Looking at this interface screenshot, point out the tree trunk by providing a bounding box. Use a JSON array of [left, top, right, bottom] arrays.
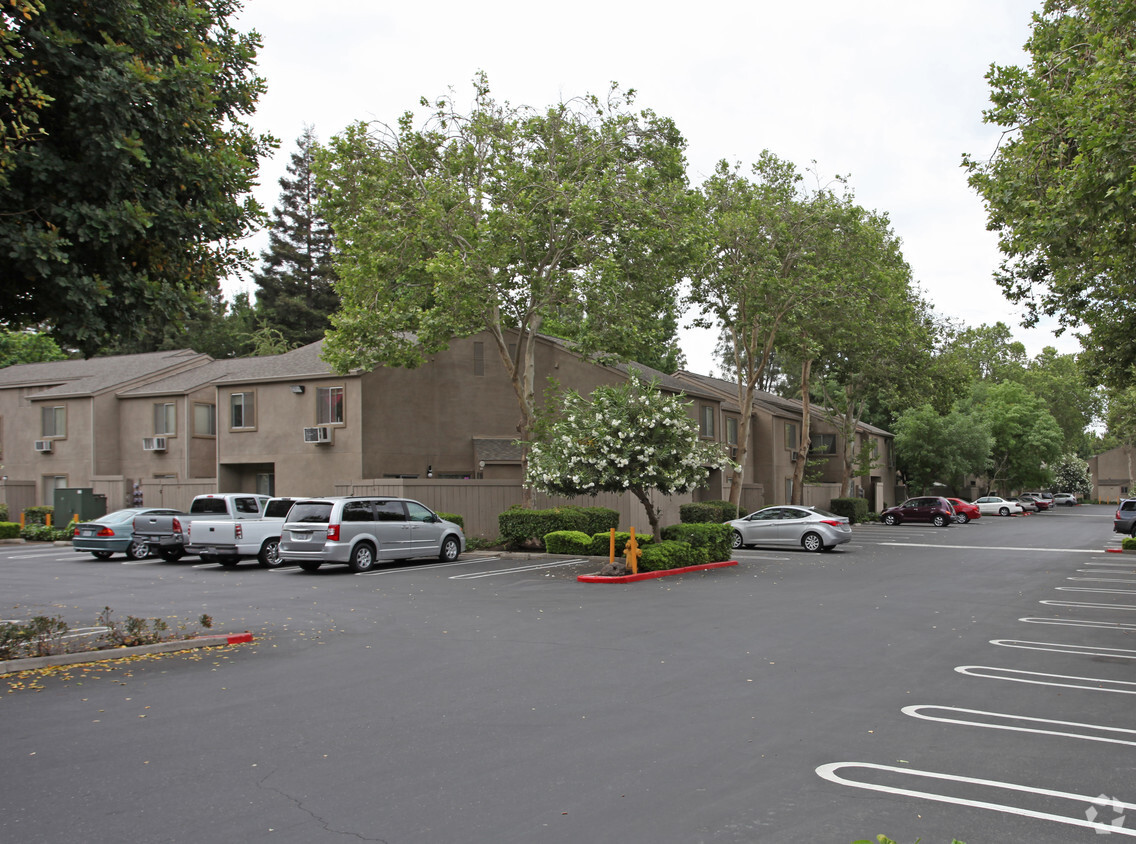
[[489, 315, 542, 508], [631, 486, 661, 539], [792, 358, 813, 506]]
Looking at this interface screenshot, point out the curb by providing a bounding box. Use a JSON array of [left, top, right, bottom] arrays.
[[578, 560, 739, 584], [0, 631, 254, 676]]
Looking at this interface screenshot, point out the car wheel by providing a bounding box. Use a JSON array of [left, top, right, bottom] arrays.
[[998, 507, 1010, 516], [932, 514, 948, 527], [91, 551, 114, 560], [258, 538, 282, 567], [883, 514, 898, 526], [157, 547, 184, 562], [731, 530, 745, 549], [125, 539, 149, 560], [298, 561, 322, 573], [439, 536, 461, 562], [349, 543, 376, 573], [217, 556, 240, 567], [956, 513, 969, 524], [801, 532, 824, 553]]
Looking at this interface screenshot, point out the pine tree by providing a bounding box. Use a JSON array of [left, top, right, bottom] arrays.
[[253, 127, 338, 348]]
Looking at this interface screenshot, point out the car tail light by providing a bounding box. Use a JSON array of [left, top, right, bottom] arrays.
[[820, 520, 843, 527], [235, 523, 243, 540], [97, 527, 115, 537], [73, 527, 80, 536], [327, 524, 340, 541], [172, 516, 182, 533]]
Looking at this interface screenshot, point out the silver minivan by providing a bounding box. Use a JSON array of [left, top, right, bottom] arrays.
[[278, 497, 465, 572]]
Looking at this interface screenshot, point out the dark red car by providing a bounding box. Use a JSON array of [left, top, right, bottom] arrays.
[[946, 498, 981, 524], [880, 496, 955, 527]]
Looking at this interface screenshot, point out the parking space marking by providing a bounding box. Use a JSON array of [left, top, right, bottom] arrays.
[[815, 762, 1136, 836], [956, 665, 1136, 694], [880, 542, 1101, 554], [1056, 586, 1136, 595], [450, 558, 590, 580], [990, 639, 1136, 660], [902, 704, 1136, 747], [1068, 576, 1136, 584], [355, 556, 503, 576], [1020, 617, 1136, 631], [1041, 599, 1136, 611], [1076, 568, 1136, 574]]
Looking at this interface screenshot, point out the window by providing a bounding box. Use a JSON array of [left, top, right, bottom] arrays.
[[375, 501, 407, 521], [316, 386, 344, 425], [194, 403, 216, 436], [42, 475, 67, 506], [725, 417, 739, 447], [784, 422, 798, 450], [230, 392, 255, 429], [153, 402, 176, 436], [810, 433, 837, 455], [41, 405, 65, 438], [343, 501, 376, 522], [406, 502, 435, 523], [699, 405, 715, 438], [473, 341, 485, 376]]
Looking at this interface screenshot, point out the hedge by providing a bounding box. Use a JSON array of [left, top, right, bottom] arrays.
[[436, 512, 464, 530], [588, 530, 655, 557], [1124, 537, 1136, 551], [828, 497, 869, 524], [638, 540, 709, 571], [680, 500, 740, 524], [0, 522, 20, 540], [20, 524, 72, 541], [23, 505, 53, 525], [661, 523, 733, 562], [544, 531, 594, 555], [499, 505, 619, 550], [0, 503, 7, 522]]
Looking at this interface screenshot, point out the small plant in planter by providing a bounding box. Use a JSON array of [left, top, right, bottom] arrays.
[[1123, 537, 1136, 552]]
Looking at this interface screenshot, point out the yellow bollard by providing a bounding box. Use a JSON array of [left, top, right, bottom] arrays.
[[608, 528, 616, 564], [624, 526, 641, 576], [46, 513, 51, 527]]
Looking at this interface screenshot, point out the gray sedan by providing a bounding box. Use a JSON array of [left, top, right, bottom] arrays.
[[727, 506, 852, 552]]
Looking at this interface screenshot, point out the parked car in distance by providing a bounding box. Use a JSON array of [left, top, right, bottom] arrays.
[[1053, 492, 1079, 506], [727, 506, 852, 552], [188, 496, 303, 567], [1022, 493, 1051, 511], [1015, 495, 1039, 513], [973, 496, 1024, 516], [134, 493, 271, 561], [1116, 499, 1136, 537], [279, 496, 466, 572], [73, 507, 182, 560], [880, 496, 955, 527], [946, 498, 981, 524]]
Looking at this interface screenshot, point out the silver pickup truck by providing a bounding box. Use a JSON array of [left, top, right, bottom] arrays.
[[187, 497, 302, 568], [132, 493, 270, 561]]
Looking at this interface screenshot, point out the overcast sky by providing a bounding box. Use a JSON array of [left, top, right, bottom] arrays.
[[230, 0, 1073, 375]]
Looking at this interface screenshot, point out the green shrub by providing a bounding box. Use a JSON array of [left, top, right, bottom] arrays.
[[564, 505, 620, 536], [20, 523, 72, 542], [498, 506, 583, 549], [1123, 537, 1136, 551], [638, 540, 706, 571], [544, 530, 594, 555], [828, 497, 869, 524], [0, 522, 20, 539], [436, 512, 464, 529], [588, 530, 655, 558], [23, 505, 53, 525], [0, 502, 8, 521], [661, 522, 733, 562], [0, 614, 70, 659], [679, 500, 739, 523]]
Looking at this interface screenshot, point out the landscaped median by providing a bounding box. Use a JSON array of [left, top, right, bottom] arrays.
[[578, 560, 738, 583], [0, 631, 254, 676]]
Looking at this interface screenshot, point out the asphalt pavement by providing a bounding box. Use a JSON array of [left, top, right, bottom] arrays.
[[1, 505, 1129, 843]]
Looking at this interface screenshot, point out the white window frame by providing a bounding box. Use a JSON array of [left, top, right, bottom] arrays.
[[41, 405, 66, 438], [316, 386, 344, 426], [153, 402, 176, 436], [230, 392, 256, 430]]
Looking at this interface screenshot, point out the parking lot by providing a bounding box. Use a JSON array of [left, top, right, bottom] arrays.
[[2, 505, 1132, 843]]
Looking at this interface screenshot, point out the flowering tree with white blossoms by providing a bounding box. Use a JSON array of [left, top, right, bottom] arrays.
[[526, 375, 737, 537]]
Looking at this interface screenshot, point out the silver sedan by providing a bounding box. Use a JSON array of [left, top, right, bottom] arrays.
[[727, 506, 852, 552]]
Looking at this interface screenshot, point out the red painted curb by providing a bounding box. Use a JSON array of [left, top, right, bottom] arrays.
[[578, 560, 738, 583], [1105, 548, 1123, 554], [226, 632, 254, 644]]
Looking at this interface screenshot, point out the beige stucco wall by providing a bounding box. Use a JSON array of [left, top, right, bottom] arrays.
[[1092, 445, 1135, 502]]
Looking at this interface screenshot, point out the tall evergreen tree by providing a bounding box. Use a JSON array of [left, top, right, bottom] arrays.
[[253, 126, 338, 347]]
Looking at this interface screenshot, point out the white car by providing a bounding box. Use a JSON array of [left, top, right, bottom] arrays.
[[1053, 493, 1078, 506], [973, 496, 1024, 516]]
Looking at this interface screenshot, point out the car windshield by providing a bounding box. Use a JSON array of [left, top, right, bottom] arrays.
[[264, 499, 296, 519], [288, 502, 334, 523]]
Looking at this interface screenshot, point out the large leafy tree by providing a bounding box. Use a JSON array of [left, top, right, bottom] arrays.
[[687, 153, 833, 507], [253, 126, 339, 348], [526, 375, 735, 537], [0, 329, 66, 367], [963, 0, 1136, 388], [893, 404, 992, 496], [0, 0, 276, 356], [962, 381, 1064, 493], [1, 0, 49, 186], [315, 74, 691, 503]]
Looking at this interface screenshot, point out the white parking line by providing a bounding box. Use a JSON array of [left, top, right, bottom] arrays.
[[816, 762, 1136, 836], [1056, 586, 1136, 595], [1020, 617, 1136, 631], [1041, 599, 1136, 611], [450, 558, 589, 580], [990, 638, 1136, 659], [956, 665, 1136, 694], [1067, 576, 1136, 584], [902, 704, 1136, 747], [880, 542, 1102, 553]]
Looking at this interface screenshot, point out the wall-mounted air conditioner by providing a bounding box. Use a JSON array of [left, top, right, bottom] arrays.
[[142, 437, 168, 452], [303, 426, 332, 444], [34, 440, 53, 453], [790, 450, 799, 463]]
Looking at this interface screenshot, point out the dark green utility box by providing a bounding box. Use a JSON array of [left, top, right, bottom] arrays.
[[53, 488, 108, 525]]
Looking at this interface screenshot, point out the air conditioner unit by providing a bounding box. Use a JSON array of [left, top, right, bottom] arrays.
[[790, 450, 799, 462], [142, 437, 168, 452], [34, 439, 53, 453], [303, 426, 332, 444]]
